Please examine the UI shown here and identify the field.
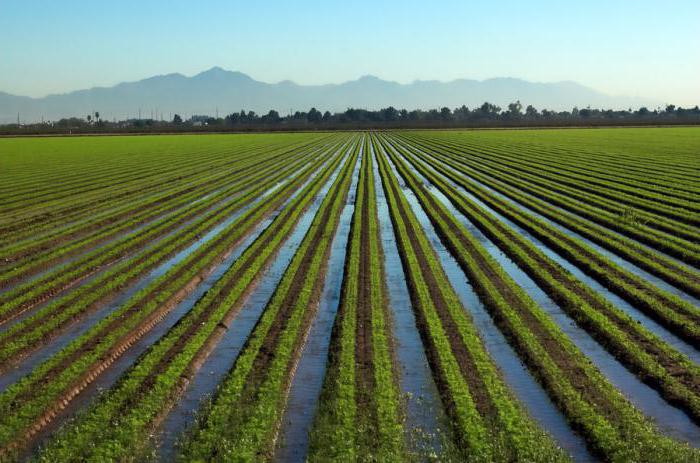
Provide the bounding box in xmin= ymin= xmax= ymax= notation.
xmin=0 ymin=127 xmax=698 ymax=462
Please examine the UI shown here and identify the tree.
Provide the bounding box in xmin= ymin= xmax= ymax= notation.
xmin=172 ymin=114 xmax=183 ymax=124
xmin=262 ymin=109 xmax=280 ymax=123
xmin=440 ymin=107 xmax=452 ymax=121
xmin=307 ymin=107 xmax=322 ymax=123
xmin=525 ymin=105 xmax=538 ymax=118
xmin=407 ymin=110 xmax=421 ymax=121
xmin=477 ymin=102 xmax=501 ymax=118
xmin=507 ymin=100 xmax=523 ymax=117
xmin=379 ymin=106 xmax=399 ymax=122
xmin=94 ymin=111 xmax=100 ymax=121
xmin=454 ymin=105 xmax=470 ymax=120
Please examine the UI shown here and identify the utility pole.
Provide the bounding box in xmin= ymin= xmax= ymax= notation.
xmin=17 ymin=113 xmax=20 ymax=126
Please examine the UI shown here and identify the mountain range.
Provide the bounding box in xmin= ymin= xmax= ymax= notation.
xmin=1 ymin=67 xmax=656 ymax=123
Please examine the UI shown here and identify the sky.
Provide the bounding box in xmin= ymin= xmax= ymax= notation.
xmin=1 ymin=0 xmax=698 ymax=105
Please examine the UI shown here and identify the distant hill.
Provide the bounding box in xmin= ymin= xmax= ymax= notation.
xmin=0 ymin=67 xmax=657 ymax=123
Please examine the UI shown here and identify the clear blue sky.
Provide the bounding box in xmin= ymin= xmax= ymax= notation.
xmin=2 ymin=0 xmax=698 ymax=105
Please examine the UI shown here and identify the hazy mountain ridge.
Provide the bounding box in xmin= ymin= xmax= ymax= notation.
xmin=0 ymin=67 xmax=656 ymax=123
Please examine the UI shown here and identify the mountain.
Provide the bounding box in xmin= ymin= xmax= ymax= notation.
xmin=0 ymin=67 xmax=656 ymax=123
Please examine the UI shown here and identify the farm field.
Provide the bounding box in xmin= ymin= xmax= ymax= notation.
xmin=0 ymin=127 xmax=698 ymax=462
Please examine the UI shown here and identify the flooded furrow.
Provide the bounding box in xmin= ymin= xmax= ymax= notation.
xmin=0 ymin=214 xmax=205 ymax=334
xmin=155 ymin=150 xmax=349 ymax=461
xmin=405 ymin=141 xmax=700 ymax=293
xmin=398 ymin=155 xmax=700 ymax=449
xmin=0 ymin=157 xmax=298 ymax=298
xmin=0 ymin=142 xmax=326 ymax=294
xmin=0 ymin=183 xmax=276 ymax=333
xmin=382 ymin=153 xmax=595 ymax=461
xmin=273 ymin=149 xmax=361 ymax=463
xmin=0 ymin=185 xmax=237 ymax=295
xmin=393 ymin=148 xmax=700 ymax=364
xmin=387 ymin=151 xmax=700 ymax=448
xmin=0 ymin=179 xmax=291 ymax=393
xmin=371 ymin=147 xmax=446 ymax=458
xmin=24 ymin=217 xmax=270 ymax=460
xmin=23 ymin=149 xmax=347 ymax=459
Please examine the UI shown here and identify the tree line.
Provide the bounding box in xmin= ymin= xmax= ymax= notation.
xmin=200 ymin=102 xmax=700 ymax=126
xmin=3 ymin=102 xmax=700 ymax=134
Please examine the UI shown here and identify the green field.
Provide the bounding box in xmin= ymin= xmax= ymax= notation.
xmin=0 ymin=128 xmax=698 ymax=462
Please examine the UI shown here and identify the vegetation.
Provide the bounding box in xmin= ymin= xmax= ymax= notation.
xmin=3 ymin=103 xmax=700 ymax=134
xmin=0 ymin=128 xmax=697 ymax=462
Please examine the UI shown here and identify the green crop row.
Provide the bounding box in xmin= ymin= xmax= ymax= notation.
xmin=387 ymin=134 xmax=700 ymax=336
xmin=374 ymin=135 xmax=700 ymax=462
xmin=309 ymin=140 xmax=404 ymax=461
xmin=381 ymin=135 xmax=700 ymax=424
xmin=400 ymin=134 xmax=700 ymax=265
xmin=0 ymin=141 xmax=342 ymax=365
xmin=428 ymin=133 xmax=698 ymax=213
xmin=417 ymin=128 xmax=698 ymax=190
xmin=177 ymin=138 xmax=361 ymax=462
xmin=0 ymin=135 xmax=331 ymax=258
xmin=395 ymin=133 xmax=700 ymax=283
xmin=0 ymin=138 xmax=331 ymax=321
xmin=0 ymin=134 xmax=323 ymax=222
xmin=30 ymin=137 xmax=358 ymax=463
xmin=374 ymin=136 xmax=569 ymax=462
xmin=400 ymin=134 xmax=700 ymax=248
xmin=0 ymin=140 xmax=347 ymax=458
